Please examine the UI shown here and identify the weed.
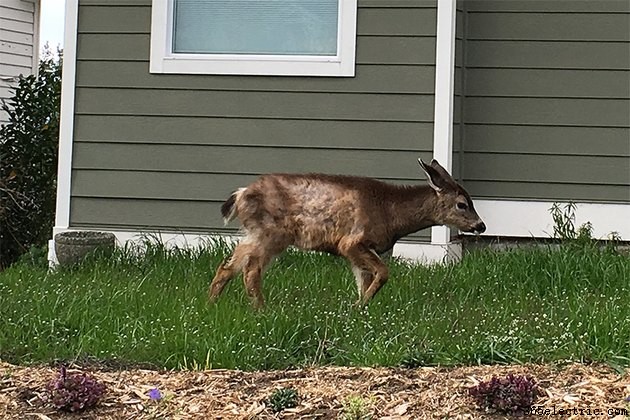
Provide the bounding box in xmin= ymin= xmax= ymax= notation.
xmin=469 ymin=374 xmax=539 ymax=414
xmin=267 ymin=386 xmax=298 ymax=413
xmin=45 ymin=366 xmax=106 ymax=412
xmin=341 ymin=395 xmax=374 ymax=420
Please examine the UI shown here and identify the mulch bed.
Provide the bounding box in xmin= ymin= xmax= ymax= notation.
xmin=1 ymin=361 xmax=628 ymax=419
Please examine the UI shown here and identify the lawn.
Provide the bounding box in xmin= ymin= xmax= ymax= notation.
xmin=1 ymin=238 xmax=628 ymax=372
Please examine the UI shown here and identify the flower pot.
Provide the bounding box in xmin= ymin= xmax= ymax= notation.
xmin=54 ymin=231 xmax=116 ymax=266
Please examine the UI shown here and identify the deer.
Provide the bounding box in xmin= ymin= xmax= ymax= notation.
xmin=208 ymin=158 xmax=486 ymax=309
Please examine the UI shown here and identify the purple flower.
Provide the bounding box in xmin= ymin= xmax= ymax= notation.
xmin=148 ymin=388 xmax=162 ymax=401
xmin=625 ymin=395 xmax=630 ymax=402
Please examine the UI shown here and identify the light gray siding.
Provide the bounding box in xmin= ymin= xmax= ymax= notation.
xmin=70 ymin=0 xmax=439 ymax=241
xmin=0 ymin=0 xmax=39 ymax=124
xmin=457 ymin=0 xmax=630 ymax=203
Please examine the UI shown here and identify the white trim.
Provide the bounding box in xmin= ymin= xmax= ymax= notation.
xmin=431 ymin=0 xmax=457 ymax=246
xmin=32 ymin=0 xmax=41 ymax=73
xmin=149 ymin=0 xmax=357 ymax=76
xmin=472 ymin=200 xmax=630 ymax=241
xmin=53 ymin=0 xmax=78 ymax=231
xmin=48 ymin=228 xmax=458 ymax=266
xmin=394 ymin=241 xmax=462 ymax=264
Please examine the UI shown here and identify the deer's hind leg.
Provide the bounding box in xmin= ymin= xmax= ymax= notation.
xmin=351 ymin=265 xmax=373 ymax=305
xmin=342 ymin=243 xmax=389 ymax=306
xmin=208 ymin=242 xmax=256 ymax=302
xmin=241 ymin=238 xmax=289 ymax=309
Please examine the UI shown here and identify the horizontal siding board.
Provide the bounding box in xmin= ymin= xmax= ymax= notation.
xmin=78 ymin=6 xmax=437 ymax=36
xmin=358 ymin=35 xmax=436 ymax=65
xmin=0 ymin=63 xmax=30 ymax=76
xmin=0 ymin=51 xmax=31 ymax=67
xmin=465 ymin=68 xmax=630 ymax=99
xmin=0 ymin=17 xmax=32 ymax=34
xmin=464 ymin=1 xmax=630 ymax=13
xmin=465 ymin=181 xmax=630 ymax=202
xmin=74 ymin=88 xmax=435 ymax=122
xmin=359 ymin=0 xmax=436 ymax=6
xmin=76 ymin=61 xmax=436 ymax=94
xmin=0 ymin=6 xmax=32 ymax=22
xmin=76 ymin=34 xmax=437 ymax=65
xmin=0 ymin=85 xmax=15 ymax=99
xmin=463 ymin=125 xmax=630 ymax=157
xmin=359 ymin=8 xmax=436 ymax=35
xmin=72 ymin=143 xmax=435 ymax=180
xmin=467 ymin=13 xmax=630 ymax=41
xmin=0 ymin=40 xmax=32 ymax=57
xmin=78 ymin=6 xmax=149 ymax=34
xmin=1 ymin=0 xmax=35 ymax=12
xmin=71 ymin=198 xmax=230 ymax=230
xmin=74 ymin=115 xmax=435 ymax=150
xmin=464 ymin=153 xmax=630 ymax=185
xmin=0 ymin=29 xmax=32 ymax=44
xmin=463 ymin=97 xmax=629 ymax=127
xmin=72 ymin=170 xmax=255 ymax=201
xmin=466 ymin=40 xmax=630 ymax=69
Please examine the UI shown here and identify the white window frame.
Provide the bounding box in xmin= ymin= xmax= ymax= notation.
xmin=149 ymin=0 xmax=357 ymax=76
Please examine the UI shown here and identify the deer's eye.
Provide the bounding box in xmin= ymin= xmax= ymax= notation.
xmin=456 ymin=202 xmax=468 ymax=210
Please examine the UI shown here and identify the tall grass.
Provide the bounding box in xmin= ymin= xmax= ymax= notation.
xmin=0 ymin=238 xmax=628 ymax=370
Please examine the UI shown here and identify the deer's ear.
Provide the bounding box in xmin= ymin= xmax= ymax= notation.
xmin=418 ymin=158 xmax=447 ymax=192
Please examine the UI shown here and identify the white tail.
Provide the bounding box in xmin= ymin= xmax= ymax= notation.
xmin=209 ymin=159 xmax=485 ymax=309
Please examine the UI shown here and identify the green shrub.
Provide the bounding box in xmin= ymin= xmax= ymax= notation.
xmin=0 ymin=48 xmax=62 ymax=268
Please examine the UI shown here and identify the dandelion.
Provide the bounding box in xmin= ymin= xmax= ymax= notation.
xmin=148 ymin=388 xmax=162 ymax=401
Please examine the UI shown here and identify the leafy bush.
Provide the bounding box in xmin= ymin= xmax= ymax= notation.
xmin=0 ymin=48 xmax=62 ymax=268
xmin=46 ymin=366 xmax=106 ymax=412
xmin=469 ymin=374 xmax=539 ymax=414
xmin=267 ymin=386 xmax=299 ymax=412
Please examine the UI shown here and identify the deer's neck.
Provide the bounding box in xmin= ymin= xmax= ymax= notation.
xmin=388 ymin=185 xmax=439 ymax=238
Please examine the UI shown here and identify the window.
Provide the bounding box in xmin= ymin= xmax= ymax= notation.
xmin=150 ymin=0 xmax=357 ymax=76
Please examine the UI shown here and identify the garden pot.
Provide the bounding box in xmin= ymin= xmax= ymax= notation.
xmin=54 ymin=231 xmax=116 ymax=266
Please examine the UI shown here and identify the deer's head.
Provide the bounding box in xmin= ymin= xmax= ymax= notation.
xmin=419 ymin=159 xmax=486 ymax=234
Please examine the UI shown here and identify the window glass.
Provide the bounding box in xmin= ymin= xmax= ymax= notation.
xmin=173 ymin=0 xmax=339 ymax=56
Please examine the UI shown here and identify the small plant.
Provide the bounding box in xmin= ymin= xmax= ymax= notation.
xmin=549 ymin=202 xmax=596 ymax=244
xmin=341 ymin=395 xmax=374 ymax=420
xmin=46 ymin=366 xmax=106 ymax=412
xmin=267 ymin=386 xmax=299 ymax=413
xmin=469 ymin=374 xmax=539 ymax=414
xmin=550 ymin=202 xmax=579 ymax=241
xmin=400 ymin=346 xmax=437 ymax=368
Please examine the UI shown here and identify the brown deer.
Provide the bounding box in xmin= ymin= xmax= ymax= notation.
xmin=208 ymin=159 xmax=485 ymax=309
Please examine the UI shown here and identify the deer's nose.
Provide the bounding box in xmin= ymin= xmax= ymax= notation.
xmin=475 ymin=222 xmax=486 ymax=234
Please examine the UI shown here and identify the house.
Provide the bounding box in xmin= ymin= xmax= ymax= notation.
xmin=50 ymin=0 xmax=630 ymax=264
xmin=0 ymin=0 xmax=40 ymax=124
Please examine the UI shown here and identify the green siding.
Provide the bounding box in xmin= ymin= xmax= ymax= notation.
xmin=69 ymin=0 xmax=438 ymax=242
xmin=457 ymin=0 xmax=630 ymax=203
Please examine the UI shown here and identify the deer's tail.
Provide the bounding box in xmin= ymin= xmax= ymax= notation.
xmin=221 ymin=188 xmax=246 ymax=225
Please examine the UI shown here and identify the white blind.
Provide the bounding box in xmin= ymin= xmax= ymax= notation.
xmin=173 ymin=0 xmax=339 ymax=55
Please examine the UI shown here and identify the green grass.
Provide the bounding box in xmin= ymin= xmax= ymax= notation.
xmin=0 ymin=239 xmax=629 ymax=371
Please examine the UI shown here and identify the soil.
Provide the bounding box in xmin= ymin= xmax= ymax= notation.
xmin=1 ymin=361 xmax=628 ymax=419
